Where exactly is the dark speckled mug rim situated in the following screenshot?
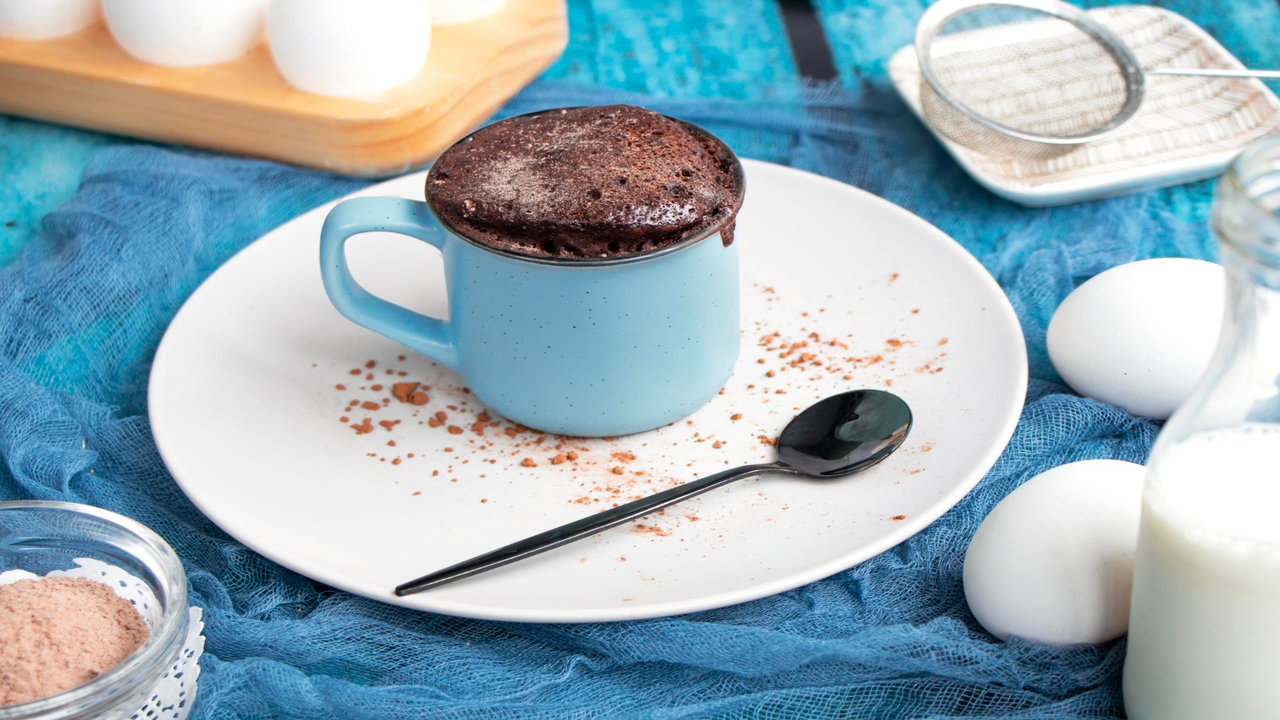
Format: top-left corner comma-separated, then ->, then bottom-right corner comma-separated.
424,107 -> 746,268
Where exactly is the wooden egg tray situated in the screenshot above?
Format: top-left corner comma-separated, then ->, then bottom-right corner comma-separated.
0,0 -> 567,176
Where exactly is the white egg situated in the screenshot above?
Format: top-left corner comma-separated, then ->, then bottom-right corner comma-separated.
0,0 -> 100,40
104,0 -> 266,67
429,0 -> 505,25
1047,258 -> 1224,420
269,0 -> 432,99
964,459 -> 1145,646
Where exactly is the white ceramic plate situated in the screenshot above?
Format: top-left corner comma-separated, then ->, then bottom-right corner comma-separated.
150,160 -> 1027,623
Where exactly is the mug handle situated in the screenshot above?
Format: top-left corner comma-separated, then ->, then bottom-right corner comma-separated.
319,196 -> 459,370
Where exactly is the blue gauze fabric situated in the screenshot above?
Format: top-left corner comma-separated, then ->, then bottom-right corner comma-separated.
2,0 -> 1278,717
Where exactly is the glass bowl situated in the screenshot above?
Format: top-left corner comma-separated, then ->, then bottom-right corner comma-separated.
0,501 -> 189,720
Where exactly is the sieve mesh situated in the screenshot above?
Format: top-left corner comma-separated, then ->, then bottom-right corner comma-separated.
916,0 -> 1145,157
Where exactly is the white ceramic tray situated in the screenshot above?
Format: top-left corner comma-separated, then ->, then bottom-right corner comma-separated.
889,5 -> 1280,207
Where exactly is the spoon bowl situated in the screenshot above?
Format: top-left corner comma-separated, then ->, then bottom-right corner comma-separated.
396,390 -> 913,596
777,390 -> 913,476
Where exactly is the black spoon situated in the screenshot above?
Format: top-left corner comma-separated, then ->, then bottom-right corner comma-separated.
394,390 -> 912,597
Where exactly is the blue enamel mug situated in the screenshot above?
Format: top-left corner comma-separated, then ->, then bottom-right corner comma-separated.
319,124 -> 744,437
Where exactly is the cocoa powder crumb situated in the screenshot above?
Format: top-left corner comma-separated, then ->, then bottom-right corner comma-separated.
361,401 -> 380,411
365,360 -> 376,369
335,384 -> 346,391
730,413 -> 742,421
447,426 -> 463,435
351,418 -> 374,435
410,391 -> 429,405
349,368 -> 361,375
521,458 -> 537,468
632,523 -> 671,537
892,514 -> 907,521
611,466 -> 624,475
391,382 -> 418,402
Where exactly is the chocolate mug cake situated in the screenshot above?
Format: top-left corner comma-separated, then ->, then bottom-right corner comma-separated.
320,104 -> 745,436
426,104 -> 743,260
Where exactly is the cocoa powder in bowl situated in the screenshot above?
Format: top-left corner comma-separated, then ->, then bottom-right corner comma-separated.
0,577 -> 149,706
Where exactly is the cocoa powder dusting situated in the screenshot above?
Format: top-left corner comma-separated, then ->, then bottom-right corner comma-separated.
319,279 -> 946,538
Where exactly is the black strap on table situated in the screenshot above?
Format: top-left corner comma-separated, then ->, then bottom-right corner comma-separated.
779,0 -> 838,82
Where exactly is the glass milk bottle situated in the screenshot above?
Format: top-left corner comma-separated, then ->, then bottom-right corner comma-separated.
1123,134 -> 1280,719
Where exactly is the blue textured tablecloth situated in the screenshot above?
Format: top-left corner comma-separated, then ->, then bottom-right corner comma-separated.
2,2 -> 1277,718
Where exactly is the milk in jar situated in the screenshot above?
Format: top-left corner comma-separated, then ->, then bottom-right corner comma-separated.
1122,133 -> 1280,719
1124,426 -> 1280,718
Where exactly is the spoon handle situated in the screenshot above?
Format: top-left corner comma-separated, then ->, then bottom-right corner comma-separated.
394,463 -> 778,596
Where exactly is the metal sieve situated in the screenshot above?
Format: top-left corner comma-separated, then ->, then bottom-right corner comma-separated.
915,0 -> 1280,159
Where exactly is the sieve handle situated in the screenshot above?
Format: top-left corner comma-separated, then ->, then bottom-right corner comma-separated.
1149,68 -> 1280,80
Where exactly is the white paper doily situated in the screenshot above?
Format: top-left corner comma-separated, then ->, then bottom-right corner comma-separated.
0,558 -> 205,720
